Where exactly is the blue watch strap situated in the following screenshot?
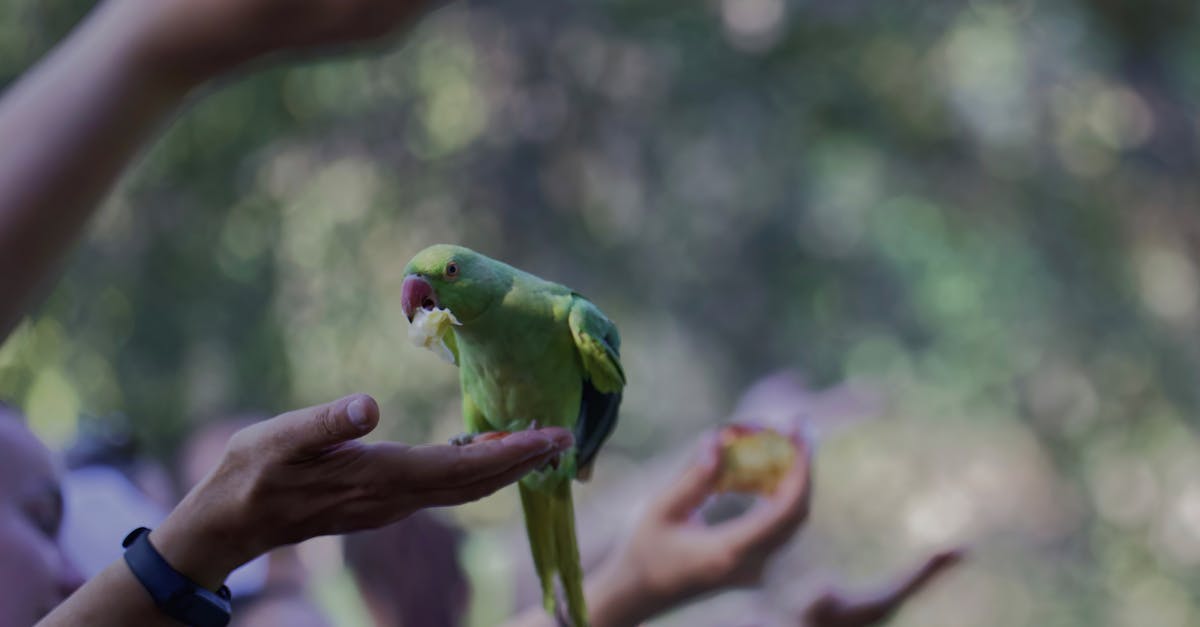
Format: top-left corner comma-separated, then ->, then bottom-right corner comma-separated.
122,527 -> 232,627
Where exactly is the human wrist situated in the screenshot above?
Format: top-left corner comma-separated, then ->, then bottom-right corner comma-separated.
147,489 -> 254,591
588,550 -> 673,627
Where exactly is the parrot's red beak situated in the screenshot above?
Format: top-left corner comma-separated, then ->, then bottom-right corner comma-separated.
401,274 -> 437,322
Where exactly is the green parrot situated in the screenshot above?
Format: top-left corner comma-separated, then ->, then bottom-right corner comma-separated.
401,244 -> 625,627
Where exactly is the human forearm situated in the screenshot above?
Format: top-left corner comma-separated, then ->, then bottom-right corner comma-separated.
38,560 -> 180,627
585,553 -> 671,627
42,396 -> 568,626
0,0 -> 197,338
38,468 -> 258,626
0,0 -> 450,340
38,511 -> 253,627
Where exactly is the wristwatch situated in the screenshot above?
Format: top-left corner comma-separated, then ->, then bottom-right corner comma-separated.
122,527 -> 232,627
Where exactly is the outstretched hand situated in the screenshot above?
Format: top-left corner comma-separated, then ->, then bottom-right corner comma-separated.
151,394 -> 572,589
587,433 -> 812,627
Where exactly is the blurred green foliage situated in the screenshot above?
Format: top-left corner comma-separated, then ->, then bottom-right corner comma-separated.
3,0 -> 1200,624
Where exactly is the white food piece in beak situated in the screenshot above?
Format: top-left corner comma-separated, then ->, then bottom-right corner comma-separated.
408,307 -> 462,364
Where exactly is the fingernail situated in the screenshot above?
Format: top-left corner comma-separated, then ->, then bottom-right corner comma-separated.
543,428 -> 574,451
501,430 -> 557,453
348,398 -> 369,429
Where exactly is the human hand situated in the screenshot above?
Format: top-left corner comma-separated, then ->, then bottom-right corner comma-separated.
589,432 -> 812,627
150,393 -> 571,589
107,0 -> 444,85
800,548 -> 966,627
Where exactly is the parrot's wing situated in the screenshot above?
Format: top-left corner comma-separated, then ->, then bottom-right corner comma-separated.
568,295 -> 625,479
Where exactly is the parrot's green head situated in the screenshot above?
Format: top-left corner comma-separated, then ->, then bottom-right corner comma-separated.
401,244 -> 507,325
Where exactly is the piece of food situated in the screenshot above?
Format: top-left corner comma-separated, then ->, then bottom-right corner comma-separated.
407,306 -> 461,364
716,424 -> 798,494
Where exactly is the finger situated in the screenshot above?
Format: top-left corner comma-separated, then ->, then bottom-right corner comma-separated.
418,447 -> 565,507
925,547 -> 967,573
654,432 -> 722,522
259,394 -> 380,458
886,547 -> 967,603
385,427 -> 573,488
798,550 -> 967,627
715,435 -> 812,552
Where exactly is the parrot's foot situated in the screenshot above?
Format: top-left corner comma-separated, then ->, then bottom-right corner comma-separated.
539,453 -> 562,471
450,431 -> 511,446
524,421 -> 564,471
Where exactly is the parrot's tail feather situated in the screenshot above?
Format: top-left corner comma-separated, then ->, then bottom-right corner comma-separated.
519,483 -> 558,612
553,481 -> 587,627
519,481 -> 590,627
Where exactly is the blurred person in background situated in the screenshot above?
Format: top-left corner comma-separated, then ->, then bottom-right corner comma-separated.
0,403 -> 86,625
63,416 -> 177,510
343,512 -> 470,627
58,418 -> 175,586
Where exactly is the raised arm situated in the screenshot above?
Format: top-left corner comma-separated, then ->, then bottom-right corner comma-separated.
0,0 -> 436,338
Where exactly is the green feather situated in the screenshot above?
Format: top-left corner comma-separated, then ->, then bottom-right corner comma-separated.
404,244 -> 626,627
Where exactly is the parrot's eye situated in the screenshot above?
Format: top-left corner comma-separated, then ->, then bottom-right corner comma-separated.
445,262 -> 459,278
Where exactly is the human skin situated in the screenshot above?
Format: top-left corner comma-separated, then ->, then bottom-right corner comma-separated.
0,410 -> 86,625
504,433 -> 813,627
0,0 -> 574,624
505,433 -> 963,627
0,0 -> 444,338
590,434 -> 812,626
38,394 -> 572,626
801,549 -> 966,627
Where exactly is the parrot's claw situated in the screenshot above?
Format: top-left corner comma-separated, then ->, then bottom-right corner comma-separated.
449,433 -> 475,446
538,452 -> 563,472
451,431 -> 511,446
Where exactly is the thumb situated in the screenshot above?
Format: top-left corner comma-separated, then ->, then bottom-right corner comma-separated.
655,431 -> 722,522
266,394 -> 380,457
